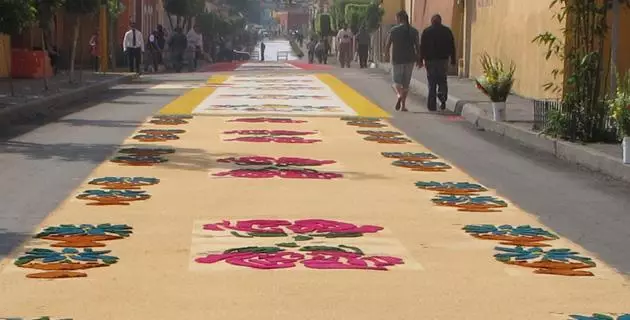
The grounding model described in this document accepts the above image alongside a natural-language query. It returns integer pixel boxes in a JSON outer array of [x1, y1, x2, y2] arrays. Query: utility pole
[[610, 0, 620, 95]]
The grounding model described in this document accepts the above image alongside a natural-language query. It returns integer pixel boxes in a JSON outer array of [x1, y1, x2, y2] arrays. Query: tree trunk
[[69, 15, 81, 83], [41, 31, 49, 91]]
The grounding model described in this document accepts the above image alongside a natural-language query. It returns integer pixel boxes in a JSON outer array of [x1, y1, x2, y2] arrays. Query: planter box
[[11, 49, 52, 79]]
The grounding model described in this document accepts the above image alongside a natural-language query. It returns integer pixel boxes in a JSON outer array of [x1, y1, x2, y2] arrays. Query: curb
[[0, 73, 136, 126], [376, 63, 630, 183]]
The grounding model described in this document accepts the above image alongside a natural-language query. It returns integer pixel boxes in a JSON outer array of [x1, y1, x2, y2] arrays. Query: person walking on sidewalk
[[307, 38, 317, 64], [315, 39, 327, 64], [187, 25, 203, 71], [89, 30, 99, 72], [419, 14, 456, 111], [260, 41, 266, 61], [168, 27, 188, 73], [336, 24, 353, 68], [356, 26, 370, 68], [384, 10, 421, 112], [123, 21, 144, 73]]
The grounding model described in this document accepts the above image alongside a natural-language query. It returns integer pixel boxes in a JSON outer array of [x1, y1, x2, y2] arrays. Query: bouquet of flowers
[[475, 53, 516, 102], [610, 70, 630, 138]]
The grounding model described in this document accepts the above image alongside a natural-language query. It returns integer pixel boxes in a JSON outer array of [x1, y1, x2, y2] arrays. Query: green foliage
[[609, 70, 630, 137], [197, 11, 246, 37], [474, 53, 516, 102], [63, 0, 100, 14], [107, 0, 125, 17], [315, 13, 331, 36], [0, 0, 37, 34], [344, 3, 368, 33], [533, 0, 612, 142], [164, 0, 204, 17], [330, 0, 369, 29]]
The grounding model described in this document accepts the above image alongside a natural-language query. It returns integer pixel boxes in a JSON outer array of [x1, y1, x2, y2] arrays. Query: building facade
[[402, 0, 630, 99]]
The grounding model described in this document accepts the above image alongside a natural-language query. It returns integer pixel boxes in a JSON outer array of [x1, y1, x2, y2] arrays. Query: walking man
[[419, 14, 456, 111], [123, 21, 144, 73], [168, 27, 188, 73], [187, 25, 203, 71], [356, 26, 370, 68], [89, 30, 99, 72], [384, 10, 421, 112], [260, 41, 266, 61], [336, 24, 353, 68]]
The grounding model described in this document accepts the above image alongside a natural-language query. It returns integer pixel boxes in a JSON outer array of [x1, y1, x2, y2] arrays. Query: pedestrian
[[122, 21, 144, 73], [307, 38, 317, 64], [356, 26, 370, 68], [384, 10, 421, 112], [336, 24, 353, 68], [89, 30, 99, 72], [419, 14, 457, 111], [168, 27, 188, 73], [147, 28, 163, 72], [315, 39, 327, 64], [260, 41, 266, 61], [186, 25, 203, 71]]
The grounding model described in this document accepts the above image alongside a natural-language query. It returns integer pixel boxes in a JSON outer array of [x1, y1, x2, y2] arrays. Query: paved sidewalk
[[0, 71, 136, 126], [377, 63, 630, 183]]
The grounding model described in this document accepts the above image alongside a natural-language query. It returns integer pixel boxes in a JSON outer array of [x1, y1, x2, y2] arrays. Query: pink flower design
[[301, 251, 404, 271], [287, 219, 383, 235], [196, 252, 305, 269], [204, 219, 292, 234]]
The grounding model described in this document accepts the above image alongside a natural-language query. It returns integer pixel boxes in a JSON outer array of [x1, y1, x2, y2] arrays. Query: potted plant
[[610, 70, 630, 164], [474, 53, 516, 122]]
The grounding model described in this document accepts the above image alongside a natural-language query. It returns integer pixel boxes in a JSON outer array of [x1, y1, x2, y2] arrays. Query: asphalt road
[[1, 65, 630, 280]]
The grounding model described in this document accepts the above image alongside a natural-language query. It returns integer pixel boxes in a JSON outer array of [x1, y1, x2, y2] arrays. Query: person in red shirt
[[89, 30, 99, 72]]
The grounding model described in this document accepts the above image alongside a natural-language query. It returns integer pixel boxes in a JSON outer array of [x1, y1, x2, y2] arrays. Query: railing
[[532, 99, 562, 131]]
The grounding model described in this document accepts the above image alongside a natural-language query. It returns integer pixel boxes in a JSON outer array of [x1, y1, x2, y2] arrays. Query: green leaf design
[[294, 235, 314, 241], [276, 242, 300, 248], [230, 231, 253, 238]]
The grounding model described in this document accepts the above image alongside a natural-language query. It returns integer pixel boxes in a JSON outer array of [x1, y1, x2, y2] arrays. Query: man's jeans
[[425, 59, 449, 111]]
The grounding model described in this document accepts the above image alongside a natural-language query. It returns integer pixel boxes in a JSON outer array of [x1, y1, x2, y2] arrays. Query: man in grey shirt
[[385, 10, 421, 112]]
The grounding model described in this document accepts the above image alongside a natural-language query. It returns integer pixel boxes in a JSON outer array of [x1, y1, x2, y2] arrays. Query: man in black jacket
[[420, 14, 456, 111]]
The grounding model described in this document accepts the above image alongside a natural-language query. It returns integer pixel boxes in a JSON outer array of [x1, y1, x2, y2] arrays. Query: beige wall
[[466, 0, 564, 99], [410, 0, 463, 63], [382, 0, 405, 25]]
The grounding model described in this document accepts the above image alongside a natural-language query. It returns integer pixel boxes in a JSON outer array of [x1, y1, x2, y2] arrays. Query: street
[[1, 55, 630, 319]]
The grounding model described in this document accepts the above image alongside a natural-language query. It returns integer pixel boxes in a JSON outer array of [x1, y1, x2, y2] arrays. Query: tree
[[0, 0, 37, 96], [164, 0, 204, 30], [63, 0, 99, 83], [107, 0, 125, 70], [0, 0, 37, 35]]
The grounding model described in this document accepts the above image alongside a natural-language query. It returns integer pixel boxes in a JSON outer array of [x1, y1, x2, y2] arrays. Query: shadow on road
[[0, 229, 29, 258]]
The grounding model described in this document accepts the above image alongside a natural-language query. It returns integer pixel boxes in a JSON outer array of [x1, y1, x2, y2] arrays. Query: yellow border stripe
[[157, 75, 229, 115], [316, 73, 390, 118]]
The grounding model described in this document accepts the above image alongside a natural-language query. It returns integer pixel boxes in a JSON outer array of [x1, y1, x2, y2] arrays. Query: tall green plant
[[345, 3, 368, 33], [532, 0, 611, 142], [610, 70, 630, 137], [64, 0, 99, 83]]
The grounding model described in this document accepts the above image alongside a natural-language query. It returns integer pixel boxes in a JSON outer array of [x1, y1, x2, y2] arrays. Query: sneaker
[[440, 101, 446, 111]]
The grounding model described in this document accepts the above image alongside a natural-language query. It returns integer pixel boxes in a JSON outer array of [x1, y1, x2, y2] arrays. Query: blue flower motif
[[88, 177, 160, 186], [36, 224, 133, 238], [569, 314, 630, 320], [494, 246, 595, 266], [416, 181, 487, 194], [14, 248, 119, 267], [463, 224, 558, 239]]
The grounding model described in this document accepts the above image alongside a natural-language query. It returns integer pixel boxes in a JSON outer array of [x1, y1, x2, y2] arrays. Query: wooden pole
[[100, 4, 109, 72]]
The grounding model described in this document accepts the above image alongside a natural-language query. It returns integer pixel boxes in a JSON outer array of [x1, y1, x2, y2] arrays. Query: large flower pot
[[623, 137, 630, 164], [492, 101, 506, 122]]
